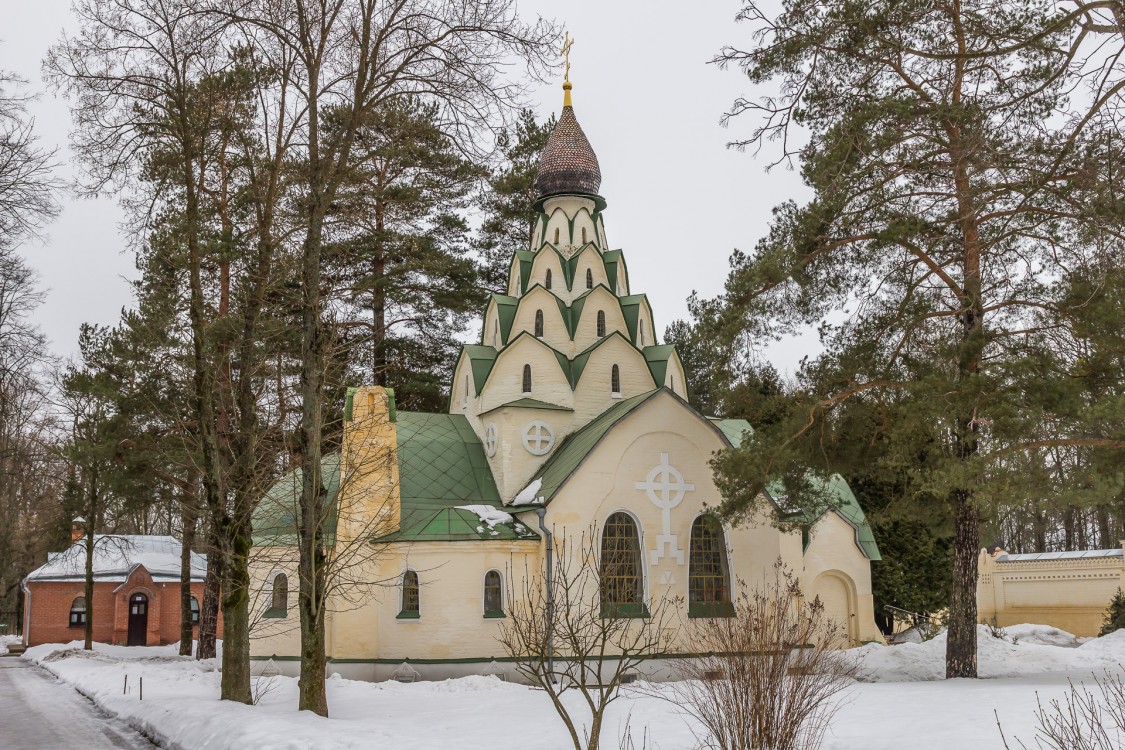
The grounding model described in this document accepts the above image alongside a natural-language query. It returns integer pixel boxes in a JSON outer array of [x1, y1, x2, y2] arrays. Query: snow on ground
[[22, 626, 1125, 750], [0, 634, 20, 655]]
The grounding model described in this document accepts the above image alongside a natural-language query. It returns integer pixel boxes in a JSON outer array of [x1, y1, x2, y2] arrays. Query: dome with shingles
[[535, 88, 602, 199]]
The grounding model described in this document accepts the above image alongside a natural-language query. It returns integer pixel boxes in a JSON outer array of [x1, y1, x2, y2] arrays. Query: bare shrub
[[498, 525, 678, 750], [998, 670, 1125, 750], [662, 559, 857, 750]]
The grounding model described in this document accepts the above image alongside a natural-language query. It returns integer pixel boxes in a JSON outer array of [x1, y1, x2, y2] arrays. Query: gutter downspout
[[535, 507, 554, 680], [20, 578, 30, 647]]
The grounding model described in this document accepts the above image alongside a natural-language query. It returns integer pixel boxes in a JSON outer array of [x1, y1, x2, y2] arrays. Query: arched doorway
[[811, 572, 855, 646], [128, 592, 149, 646]]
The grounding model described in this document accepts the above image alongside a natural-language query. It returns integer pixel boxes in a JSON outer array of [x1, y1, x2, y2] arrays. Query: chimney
[[71, 517, 87, 544]]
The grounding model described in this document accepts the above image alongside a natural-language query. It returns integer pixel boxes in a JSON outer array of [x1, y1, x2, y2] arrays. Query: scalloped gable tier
[[506, 243, 629, 299], [481, 285, 654, 352], [531, 196, 607, 253]]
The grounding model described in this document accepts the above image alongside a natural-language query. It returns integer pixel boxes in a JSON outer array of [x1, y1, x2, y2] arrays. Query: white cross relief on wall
[[522, 420, 555, 456], [635, 453, 694, 565]]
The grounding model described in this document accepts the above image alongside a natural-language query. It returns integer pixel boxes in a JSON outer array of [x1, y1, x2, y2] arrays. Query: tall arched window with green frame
[[688, 516, 733, 617]]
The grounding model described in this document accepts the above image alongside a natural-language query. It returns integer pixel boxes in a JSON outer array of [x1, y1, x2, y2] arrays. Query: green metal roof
[[253, 454, 341, 547], [525, 390, 663, 503], [602, 250, 622, 293], [642, 345, 678, 386], [618, 295, 649, 343], [487, 296, 519, 345], [254, 412, 536, 545], [709, 417, 880, 560], [460, 345, 498, 393], [479, 398, 573, 416]]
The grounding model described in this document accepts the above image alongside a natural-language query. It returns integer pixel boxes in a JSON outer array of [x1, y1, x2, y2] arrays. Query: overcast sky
[[1, 0, 816, 374]]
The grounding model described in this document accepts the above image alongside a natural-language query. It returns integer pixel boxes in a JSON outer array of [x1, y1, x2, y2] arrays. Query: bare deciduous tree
[[660, 560, 857, 750], [499, 525, 678, 750]]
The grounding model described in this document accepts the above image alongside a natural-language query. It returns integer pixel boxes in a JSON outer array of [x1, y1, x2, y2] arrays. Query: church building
[[249, 76, 882, 682]]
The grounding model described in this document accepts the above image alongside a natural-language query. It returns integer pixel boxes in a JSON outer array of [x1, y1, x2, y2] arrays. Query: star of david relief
[[522, 420, 555, 456], [484, 424, 498, 458], [635, 453, 694, 566]]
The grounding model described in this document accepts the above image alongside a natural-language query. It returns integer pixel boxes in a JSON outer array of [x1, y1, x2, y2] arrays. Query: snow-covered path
[[0, 658, 155, 750]]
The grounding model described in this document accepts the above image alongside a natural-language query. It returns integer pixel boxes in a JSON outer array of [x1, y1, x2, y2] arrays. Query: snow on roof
[[997, 548, 1124, 562], [454, 505, 514, 529], [25, 535, 206, 583]]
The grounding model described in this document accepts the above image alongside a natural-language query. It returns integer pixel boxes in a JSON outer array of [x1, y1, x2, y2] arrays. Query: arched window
[[554, 227, 560, 244], [534, 309, 544, 337], [639, 319, 646, 347], [267, 573, 288, 617], [69, 596, 86, 627], [611, 364, 621, 395], [545, 269, 552, 290], [601, 513, 643, 616], [689, 516, 733, 617], [522, 364, 532, 394], [586, 268, 594, 290], [596, 310, 606, 337], [581, 227, 588, 244], [484, 571, 504, 618], [400, 570, 420, 618], [190, 596, 200, 625]]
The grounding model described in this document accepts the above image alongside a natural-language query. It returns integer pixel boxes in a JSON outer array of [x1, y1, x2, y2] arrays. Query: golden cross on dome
[[561, 32, 574, 82]]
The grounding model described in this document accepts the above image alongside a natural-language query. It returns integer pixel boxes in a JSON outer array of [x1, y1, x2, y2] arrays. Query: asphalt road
[[0, 657, 156, 750]]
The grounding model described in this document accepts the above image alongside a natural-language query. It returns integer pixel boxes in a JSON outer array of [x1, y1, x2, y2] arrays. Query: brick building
[[21, 522, 219, 648]]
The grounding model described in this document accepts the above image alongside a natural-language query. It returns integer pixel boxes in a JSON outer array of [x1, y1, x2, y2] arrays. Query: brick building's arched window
[[522, 364, 532, 394], [534, 309, 544, 337], [399, 570, 420, 619], [689, 516, 733, 617], [69, 596, 86, 627], [611, 364, 621, 395], [484, 571, 504, 618], [596, 310, 606, 337], [190, 595, 200, 625], [601, 513, 643, 616], [545, 269, 552, 290], [586, 268, 593, 289]]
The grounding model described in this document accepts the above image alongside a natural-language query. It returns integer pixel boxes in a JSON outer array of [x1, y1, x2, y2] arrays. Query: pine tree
[[326, 97, 485, 412], [707, 0, 1125, 678], [1100, 589, 1125, 636], [475, 109, 555, 292]]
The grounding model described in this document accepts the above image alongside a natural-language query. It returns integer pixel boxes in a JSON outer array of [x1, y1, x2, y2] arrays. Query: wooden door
[[127, 593, 148, 646]]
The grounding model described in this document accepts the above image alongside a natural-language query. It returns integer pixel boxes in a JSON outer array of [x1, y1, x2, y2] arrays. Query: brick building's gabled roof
[[25, 535, 206, 583]]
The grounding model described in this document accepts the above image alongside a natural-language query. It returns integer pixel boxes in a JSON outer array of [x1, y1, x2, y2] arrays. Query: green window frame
[[399, 570, 420, 619], [601, 512, 645, 618], [688, 516, 734, 618], [484, 570, 504, 618]]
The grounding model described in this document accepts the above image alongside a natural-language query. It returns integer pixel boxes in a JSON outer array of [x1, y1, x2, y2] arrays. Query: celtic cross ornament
[[635, 453, 694, 565]]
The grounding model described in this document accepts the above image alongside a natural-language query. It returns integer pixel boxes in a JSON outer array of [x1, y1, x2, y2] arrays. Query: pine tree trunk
[[83, 516, 94, 651], [371, 192, 387, 386], [220, 518, 252, 703], [297, 183, 329, 716], [179, 481, 196, 656], [197, 520, 221, 660], [945, 119, 984, 679], [946, 489, 980, 678]]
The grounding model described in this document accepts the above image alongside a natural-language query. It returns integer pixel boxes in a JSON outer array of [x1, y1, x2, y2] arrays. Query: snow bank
[[851, 624, 1125, 682], [20, 627, 1125, 750], [0, 634, 20, 655]]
